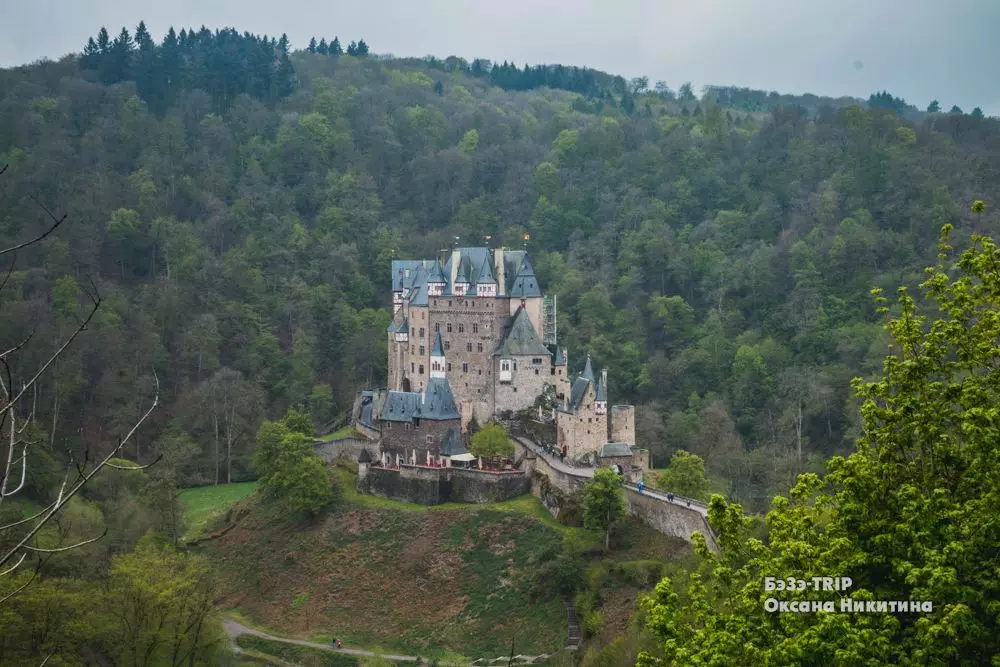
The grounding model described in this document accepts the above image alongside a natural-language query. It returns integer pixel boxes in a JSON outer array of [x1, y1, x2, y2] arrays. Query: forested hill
[[2, 25, 999, 510]]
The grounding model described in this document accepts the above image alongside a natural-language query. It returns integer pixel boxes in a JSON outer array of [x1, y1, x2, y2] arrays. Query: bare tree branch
[[0, 252, 15, 294], [106, 455, 163, 471], [0, 552, 25, 577], [0, 330, 36, 360], [0, 193, 68, 256], [0, 500, 55, 532], [22, 527, 108, 553], [0, 371, 159, 573]]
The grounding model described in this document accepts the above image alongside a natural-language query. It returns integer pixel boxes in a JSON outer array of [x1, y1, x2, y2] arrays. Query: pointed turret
[[430, 331, 446, 378], [582, 355, 594, 382], [475, 255, 497, 297], [595, 368, 607, 415], [554, 347, 567, 366], [508, 254, 541, 298]]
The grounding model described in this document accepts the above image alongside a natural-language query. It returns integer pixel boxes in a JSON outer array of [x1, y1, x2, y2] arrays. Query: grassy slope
[[197, 470, 574, 660], [179, 481, 258, 540]]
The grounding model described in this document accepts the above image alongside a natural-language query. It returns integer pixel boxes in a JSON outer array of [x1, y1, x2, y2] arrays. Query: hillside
[[201, 474, 567, 659], [3, 22, 1000, 518]]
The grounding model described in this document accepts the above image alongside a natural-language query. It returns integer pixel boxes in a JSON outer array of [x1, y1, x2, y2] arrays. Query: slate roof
[[493, 306, 552, 358], [387, 317, 409, 334], [507, 254, 541, 298], [581, 356, 595, 381], [569, 377, 592, 411], [391, 260, 423, 292], [476, 256, 496, 284], [398, 248, 542, 298], [599, 443, 632, 457], [359, 391, 376, 428], [554, 347, 567, 366], [431, 331, 445, 357], [440, 427, 468, 457], [595, 374, 607, 402], [381, 377, 461, 423], [358, 448, 373, 463], [427, 261, 447, 284]]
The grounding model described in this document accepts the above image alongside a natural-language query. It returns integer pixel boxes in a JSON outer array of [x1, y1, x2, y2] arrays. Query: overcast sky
[[1, 0, 997, 115]]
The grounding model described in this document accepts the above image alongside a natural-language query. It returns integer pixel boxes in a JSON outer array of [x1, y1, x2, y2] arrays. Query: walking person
[[667, 493, 674, 502]]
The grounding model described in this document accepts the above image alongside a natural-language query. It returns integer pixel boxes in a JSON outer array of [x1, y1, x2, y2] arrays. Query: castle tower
[[554, 347, 569, 400], [595, 369, 607, 416], [430, 331, 446, 379]]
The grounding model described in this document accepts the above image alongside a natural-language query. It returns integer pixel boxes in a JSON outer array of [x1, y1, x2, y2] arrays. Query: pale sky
[[1, 0, 997, 115]]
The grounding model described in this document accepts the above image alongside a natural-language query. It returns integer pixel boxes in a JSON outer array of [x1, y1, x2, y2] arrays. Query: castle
[[356, 246, 644, 471]]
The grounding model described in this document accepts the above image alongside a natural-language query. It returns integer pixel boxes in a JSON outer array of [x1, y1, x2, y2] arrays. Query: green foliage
[[583, 468, 627, 551], [262, 431, 338, 515], [651, 450, 710, 501], [468, 422, 513, 460], [639, 229, 1000, 665], [283, 405, 315, 436]]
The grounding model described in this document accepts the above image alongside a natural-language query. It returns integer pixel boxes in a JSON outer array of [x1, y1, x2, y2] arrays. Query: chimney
[[601, 369, 608, 394], [451, 248, 461, 287], [495, 247, 505, 296]]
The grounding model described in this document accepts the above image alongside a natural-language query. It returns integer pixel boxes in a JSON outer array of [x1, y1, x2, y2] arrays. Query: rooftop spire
[[582, 355, 594, 382]]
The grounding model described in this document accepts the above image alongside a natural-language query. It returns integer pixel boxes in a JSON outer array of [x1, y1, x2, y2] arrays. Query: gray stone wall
[[313, 436, 378, 463], [556, 391, 608, 462], [610, 405, 636, 446], [359, 465, 443, 504], [381, 418, 458, 459], [428, 295, 509, 422], [624, 488, 718, 551], [494, 355, 553, 414], [356, 465, 528, 505], [449, 468, 530, 503]]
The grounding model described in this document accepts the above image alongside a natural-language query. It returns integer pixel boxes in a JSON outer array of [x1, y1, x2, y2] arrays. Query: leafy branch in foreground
[[640, 224, 1000, 666]]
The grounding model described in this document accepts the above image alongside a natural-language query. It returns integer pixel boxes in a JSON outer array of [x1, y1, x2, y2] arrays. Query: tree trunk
[[795, 401, 803, 461], [226, 406, 234, 484], [214, 414, 220, 485], [50, 389, 59, 449]]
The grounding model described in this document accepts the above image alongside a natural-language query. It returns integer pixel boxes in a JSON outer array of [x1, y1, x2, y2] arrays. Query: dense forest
[[1, 23, 999, 517]]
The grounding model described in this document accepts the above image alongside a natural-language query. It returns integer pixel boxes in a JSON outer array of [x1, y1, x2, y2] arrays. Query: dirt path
[[222, 617, 420, 663]]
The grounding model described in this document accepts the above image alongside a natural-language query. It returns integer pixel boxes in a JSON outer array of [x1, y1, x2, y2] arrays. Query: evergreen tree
[[109, 26, 134, 83], [927, 99, 941, 113], [346, 40, 358, 56], [81, 37, 100, 69], [433, 80, 444, 96], [330, 36, 342, 55], [134, 20, 151, 49], [356, 39, 369, 55], [317, 38, 329, 55], [276, 51, 296, 98], [972, 106, 985, 119], [307, 37, 317, 53], [950, 104, 964, 114], [96, 26, 111, 54], [277, 33, 289, 54]]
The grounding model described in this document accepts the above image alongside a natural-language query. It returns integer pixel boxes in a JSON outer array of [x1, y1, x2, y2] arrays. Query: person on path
[[667, 493, 674, 502], [638, 480, 645, 492]]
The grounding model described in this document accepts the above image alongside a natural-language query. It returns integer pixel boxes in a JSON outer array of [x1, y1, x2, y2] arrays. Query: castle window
[[513, 387, 517, 392], [448, 300, 452, 306], [411, 363, 415, 372], [447, 363, 452, 371], [459, 324, 464, 333], [588, 418, 592, 423], [551, 368, 555, 375], [405, 423, 411, 430], [535, 369, 539, 375], [447, 323, 452, 332], [414, 418, 420, 428], [435, 323, 440, 332], [477, 343, 483, 352], [419, 327, 425, 338], [467, 343, 472, 352], [478, 369, 482, 375], [532, 358, 542, 364], [472, 324, 479, 333], [463, 363, 469, 373], [419, 365, 424, 374], [445, 341, 451, 350], [420, 345, 425, 356], [426, 435, 433, 444]]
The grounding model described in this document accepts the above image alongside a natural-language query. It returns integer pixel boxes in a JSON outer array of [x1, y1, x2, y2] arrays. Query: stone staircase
[[564, 595, 581, 651]]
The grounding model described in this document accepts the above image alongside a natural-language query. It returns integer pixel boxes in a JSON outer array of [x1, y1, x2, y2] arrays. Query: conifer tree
[[346, 40, 358, 56], [356, 39, 369, 55], [927, 99, 941, 113], [81, 37, 100, 69], [972, 106, 985, 119], [307, 37, 317, 53], [277, 33, 289, 54], [316, 38, 328, 55], [330, 36, 342, 55]]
